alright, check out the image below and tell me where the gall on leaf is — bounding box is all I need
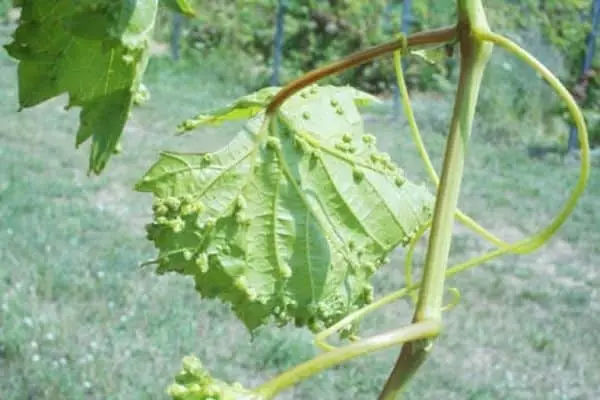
[135,85,434,334]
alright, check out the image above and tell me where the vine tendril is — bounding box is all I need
[393,40,512,250]
[441,287,461,312]
[313,30,589,355]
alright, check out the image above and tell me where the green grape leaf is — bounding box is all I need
[160,0,197,18]
[168,355,263,400]
[4,0,158,175]
[136,85,434,333]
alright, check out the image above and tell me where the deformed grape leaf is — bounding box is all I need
[135,84,434,333]
[4,0,158,175]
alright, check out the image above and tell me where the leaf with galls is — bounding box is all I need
[4,0,157,174]
[136,85,434,333]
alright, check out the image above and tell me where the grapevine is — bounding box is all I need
[3,1,590,399]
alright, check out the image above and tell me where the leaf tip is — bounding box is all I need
[133,176,152,192]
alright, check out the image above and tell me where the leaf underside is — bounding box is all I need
[136,85,434,333]
[4,0,157,174]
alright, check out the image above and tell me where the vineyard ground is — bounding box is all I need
[1,50,599,400]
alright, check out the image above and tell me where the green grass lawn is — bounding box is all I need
[1,47,599,400]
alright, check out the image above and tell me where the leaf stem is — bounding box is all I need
[393,48,507,249]
[266,26,457,114]
[254,320,440,399]
[472,30,590,253]
[379,2,493,398]
[439,30,591,276]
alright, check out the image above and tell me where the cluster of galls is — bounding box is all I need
[143,190,374,335]
[296,102,407,189]
[168,355,262,400]
[267,280,374,335]
[329,131,434,247]
[145,194,206,274]
[337,132,407,187]
[298,84,320,101]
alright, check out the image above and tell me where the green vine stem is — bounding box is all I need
[250,1,591,398]
[379,1,493,398]
[393,45,509,250]
[254,320,440,399]
[393,31,590,261]
[315,18,590,382]
[393,50,500,304]
[439,30,591,277]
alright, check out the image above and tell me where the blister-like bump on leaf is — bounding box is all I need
[136,85,434,333]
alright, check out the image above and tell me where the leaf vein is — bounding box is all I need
[317,155,387,251]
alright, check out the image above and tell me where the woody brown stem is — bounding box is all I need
[266,25,457,114]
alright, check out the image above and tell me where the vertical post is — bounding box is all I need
[271,0,286,86]
[384,1,400,115]
[392,0,412,116]
[171,12,183,61]
[568,0,599,152]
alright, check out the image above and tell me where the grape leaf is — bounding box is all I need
[135,85,434,333]
[4,0,158,174]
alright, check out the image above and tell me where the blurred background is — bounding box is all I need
[150,0,600,152]
[1,1,599,399]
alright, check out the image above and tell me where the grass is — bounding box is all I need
[1,43,599,400]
